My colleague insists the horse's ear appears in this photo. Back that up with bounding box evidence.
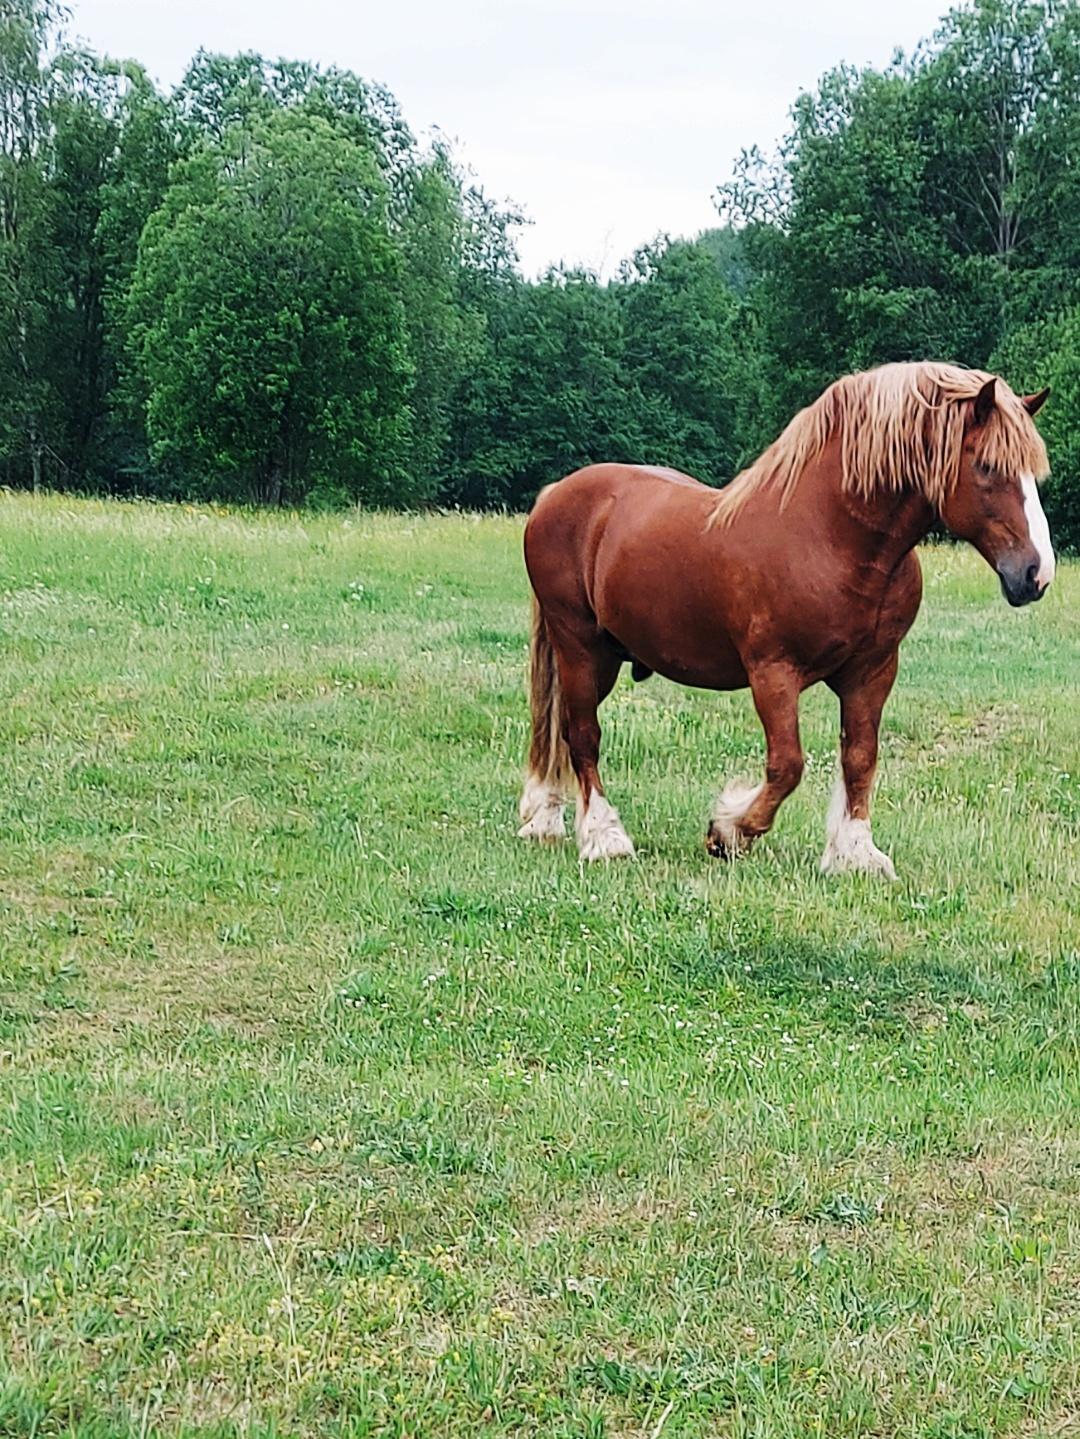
[1022,386,1051,417]
[972,377,997,427]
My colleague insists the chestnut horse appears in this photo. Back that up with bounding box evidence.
[518,362,1053,874]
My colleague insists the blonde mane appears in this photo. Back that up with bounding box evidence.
[708,361,1049,528]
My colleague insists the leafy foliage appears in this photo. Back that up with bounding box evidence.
[124,111,412,506]
[720,0,1080,541]
[0,0,1079,543]
[993,307,1080,543]
[0,0,64,490]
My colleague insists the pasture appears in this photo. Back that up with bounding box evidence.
[0,491,1078,1438]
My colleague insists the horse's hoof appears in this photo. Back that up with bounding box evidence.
[707,780,760,860]
[705,825,737,860]
[820,818,898,881]
[517,811,566,843]
[577,793,635,861]
[821,848,898,882]
[579,835,635,862]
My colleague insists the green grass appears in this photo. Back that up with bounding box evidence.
[0,492,1078,1439]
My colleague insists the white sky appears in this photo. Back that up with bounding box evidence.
[67,0,950,277]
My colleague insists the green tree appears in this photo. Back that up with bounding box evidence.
[914,0,1080,300]
[1,16,177,494]
[123,110,412,505]
[46,50,118,484]
[617,235,761,482]
[442,266,644,509]
[442,228,762,510]
[94,64,179,489]
[993,310,1080,548]
[0,0,62,490]
[395,147,474,500]
[174,51,414,183]
[719,0,1080,433]
[170,50,474,505]
[721,64,992,430]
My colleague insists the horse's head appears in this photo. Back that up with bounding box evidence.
[940,378,1054,607]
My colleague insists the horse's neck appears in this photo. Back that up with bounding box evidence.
[840,489,937,570]
[805,458,936,578]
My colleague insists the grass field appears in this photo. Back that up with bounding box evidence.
[0,492,1078,1439]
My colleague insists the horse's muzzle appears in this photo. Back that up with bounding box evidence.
[997,555,1048,607]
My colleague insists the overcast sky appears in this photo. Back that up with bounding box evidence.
[67,0,950,276]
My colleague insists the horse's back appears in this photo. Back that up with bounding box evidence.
[527,463,713,545]
[623,463,710,490]
[533,462,709,508]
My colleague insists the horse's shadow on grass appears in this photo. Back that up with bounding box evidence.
[670,931,1010,1035]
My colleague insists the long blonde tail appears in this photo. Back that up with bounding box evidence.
[525,597,570,791]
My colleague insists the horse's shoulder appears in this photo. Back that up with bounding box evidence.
[874,550,924,645]
[897,547,923,594]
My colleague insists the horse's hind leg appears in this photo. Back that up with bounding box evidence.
[517,604,629,858]
[520,613,629,857]
[556,634,633,861]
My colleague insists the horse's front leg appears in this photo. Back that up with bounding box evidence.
[707,665,805,858]
[821,653,898,880]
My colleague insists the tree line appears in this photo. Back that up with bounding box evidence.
[2,0,1079,543]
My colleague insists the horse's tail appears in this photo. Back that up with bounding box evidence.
[525,596,570,793]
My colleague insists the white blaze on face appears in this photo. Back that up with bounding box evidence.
[1022,473,1056,588]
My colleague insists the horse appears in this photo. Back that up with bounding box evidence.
[516,361,1053,875]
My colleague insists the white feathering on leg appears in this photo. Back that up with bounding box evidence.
[820,769,897,880]
[576,789,635,861]
[517,774,566,842]
[709,778,762,855]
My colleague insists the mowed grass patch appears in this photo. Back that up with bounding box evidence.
[0,491,1077,1439]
